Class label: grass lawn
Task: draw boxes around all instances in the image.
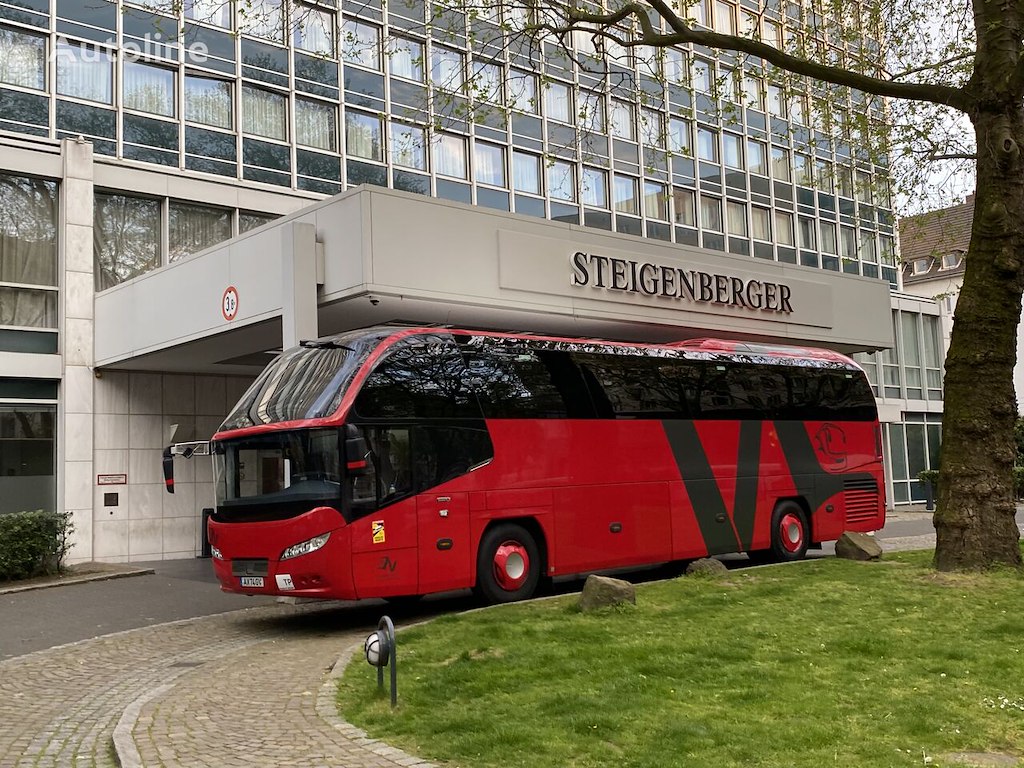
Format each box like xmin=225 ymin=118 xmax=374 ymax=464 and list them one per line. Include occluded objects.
xmin=337 ymin=551 xmax=1024 ymax=767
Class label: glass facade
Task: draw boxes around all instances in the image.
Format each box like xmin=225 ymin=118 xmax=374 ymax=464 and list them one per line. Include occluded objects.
xmin=0 ymin=0 xmax=895 ymax=284
xmin=0 ymin=396 xmax=57 ymax=516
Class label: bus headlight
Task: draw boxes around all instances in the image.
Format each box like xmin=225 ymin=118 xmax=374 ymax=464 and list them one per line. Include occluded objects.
xmin=280 ymin=533 xmax=331 ymax=561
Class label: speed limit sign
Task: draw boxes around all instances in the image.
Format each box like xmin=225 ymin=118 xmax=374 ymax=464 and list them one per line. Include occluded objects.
xmin=221 ymin=286 xmax=239 ymax=321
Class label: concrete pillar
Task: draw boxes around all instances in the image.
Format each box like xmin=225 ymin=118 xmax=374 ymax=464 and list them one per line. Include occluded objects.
xmin=59 ymin=138 xmax=96 ymax=564
xmin=281 ymin=222 xmax=318 ymax=348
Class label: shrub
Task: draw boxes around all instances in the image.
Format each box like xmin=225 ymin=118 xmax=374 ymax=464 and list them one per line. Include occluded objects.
xmin=0 ymin=510 xmax=74 ymax=582
xmin=917 ymin=469 xmax=939 ymax=487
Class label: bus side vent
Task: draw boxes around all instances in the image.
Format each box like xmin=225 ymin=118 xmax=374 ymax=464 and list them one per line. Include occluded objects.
xmin=843 ymin=478 xmax=879 ymax=524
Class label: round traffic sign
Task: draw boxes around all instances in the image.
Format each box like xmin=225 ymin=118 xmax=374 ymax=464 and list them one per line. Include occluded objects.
xmin=222 ymin=286 xmax=239 ymax=321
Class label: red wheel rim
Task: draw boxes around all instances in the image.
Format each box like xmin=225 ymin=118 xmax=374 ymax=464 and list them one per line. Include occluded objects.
xmin=492 ymin=540 xmax=529 ymax=591
xmin=779 ymin=513 xmax=805 ymax=553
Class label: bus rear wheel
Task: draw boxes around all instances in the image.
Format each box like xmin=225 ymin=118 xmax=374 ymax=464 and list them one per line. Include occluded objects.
xmin=770 ymin=502 xmax=810 ymax=562
xmin=476 ymin=523 xmax=541 ymax=604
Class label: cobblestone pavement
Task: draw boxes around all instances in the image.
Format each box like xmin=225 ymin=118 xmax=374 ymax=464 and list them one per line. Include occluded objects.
xmin=0 ymin=602 xmax=434 ymax=768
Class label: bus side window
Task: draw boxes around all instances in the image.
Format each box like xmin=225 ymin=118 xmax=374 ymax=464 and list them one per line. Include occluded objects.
xmin=347 ymin=426 xmax=412 ymax=514
xmin=413 ymin=426 xmax=494 ymax=492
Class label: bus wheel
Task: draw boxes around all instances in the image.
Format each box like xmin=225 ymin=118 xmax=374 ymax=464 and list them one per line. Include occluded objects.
xmin=476 ymin=523 xmax=541 ymax=604
xmin=770 ymin=502 xmax=810 ymax=562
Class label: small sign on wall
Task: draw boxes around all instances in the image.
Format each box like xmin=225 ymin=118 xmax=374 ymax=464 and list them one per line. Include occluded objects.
xmin=97 ymin=474 xmax=127 ymax=486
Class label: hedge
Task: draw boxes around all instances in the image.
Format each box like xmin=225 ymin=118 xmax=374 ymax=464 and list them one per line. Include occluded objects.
xmin=0 ymin=509 xmax=74 ymax=582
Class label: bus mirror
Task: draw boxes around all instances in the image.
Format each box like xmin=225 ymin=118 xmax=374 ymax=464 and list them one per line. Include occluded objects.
xmin=345 ymin=436 xmax=371 ymax=476
xmin=162 ymin=446 xmax=175 ymax=494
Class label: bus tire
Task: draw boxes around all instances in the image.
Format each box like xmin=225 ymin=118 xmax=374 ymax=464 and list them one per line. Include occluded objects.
xmin=476 ymin=523 xmax=541 ymax=604
xmin=770 ymin=501 xmax=810 ymax=562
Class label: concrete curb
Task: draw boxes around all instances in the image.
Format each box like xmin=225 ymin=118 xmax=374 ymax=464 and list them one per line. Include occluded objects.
xmin=113 ymin=683 xmax=175 ymax=768
xmin=0 ymin=568 xmax=155 ymax=595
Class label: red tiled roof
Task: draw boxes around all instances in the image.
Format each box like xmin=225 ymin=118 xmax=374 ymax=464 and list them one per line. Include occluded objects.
xmin=899 ymin=195 xmax=973 ymax=263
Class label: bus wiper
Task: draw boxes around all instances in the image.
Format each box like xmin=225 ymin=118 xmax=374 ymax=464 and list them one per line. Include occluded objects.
xmin=300 ymin=339 xmax=354 ymax=351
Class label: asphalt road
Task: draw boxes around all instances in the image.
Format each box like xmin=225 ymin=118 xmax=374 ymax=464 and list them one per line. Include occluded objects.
xmin=3 ymin=506 xmax=1018 ymax=661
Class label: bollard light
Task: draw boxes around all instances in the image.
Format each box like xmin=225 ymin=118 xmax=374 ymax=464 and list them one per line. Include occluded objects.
xmin=363 ymin=615 xmax=397 ymax=707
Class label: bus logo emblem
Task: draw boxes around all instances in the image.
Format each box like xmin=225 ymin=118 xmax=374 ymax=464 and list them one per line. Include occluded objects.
xmin=372 ymin=520 xmax=386 ymax=544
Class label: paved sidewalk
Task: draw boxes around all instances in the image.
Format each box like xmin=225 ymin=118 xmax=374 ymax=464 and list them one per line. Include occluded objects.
xmin=0 ymin=601 xmax=434 ymax=768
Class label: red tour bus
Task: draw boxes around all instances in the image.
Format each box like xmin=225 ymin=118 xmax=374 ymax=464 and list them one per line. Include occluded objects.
xmin=163 ymin=326 xmax=885 ymax=604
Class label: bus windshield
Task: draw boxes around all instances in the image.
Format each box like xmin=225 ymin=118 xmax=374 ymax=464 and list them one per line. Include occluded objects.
xmin=214 ymin=428 xmax=342 ymax=512
xmin=220 ymin=329 xmax=392 ymax=431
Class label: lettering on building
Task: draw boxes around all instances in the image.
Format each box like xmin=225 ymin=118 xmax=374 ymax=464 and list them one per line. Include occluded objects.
xmin=569 ymin=251 xmax=794 ymax=314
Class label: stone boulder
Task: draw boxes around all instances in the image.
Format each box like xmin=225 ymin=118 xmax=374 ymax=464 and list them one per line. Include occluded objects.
xmin=685 ymin=558 xmax=729 ymax=578
xmin=578 ymin=575 xmax=636 ymax=612
xmin=835 ymin=531 xmax=883 ymax=561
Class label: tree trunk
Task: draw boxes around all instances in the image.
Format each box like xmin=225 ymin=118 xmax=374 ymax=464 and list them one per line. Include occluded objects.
xmin=934 ymin=109 xmax=1024 ymax=570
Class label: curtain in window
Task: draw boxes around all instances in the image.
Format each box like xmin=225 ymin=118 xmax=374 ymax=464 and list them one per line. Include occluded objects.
xmin=185 ymin=76 xmax=232 ymax=128
xmin=294 ymin=6 xmax=334 ymax=54
xmin=388 ymin=38 xmax=423 ymax=80
xmin=0 ymin=28 xmax=44 ymax=90
xmin=185 ymin=0 xmax=232 ymax=27
xmin=0 ymin=287 xmax=56 ymax=327
xmin=582 ymin=168 xmax=607 ymax=208
xmin=93 ymin=194 xmax=161 ymax=290
xmin=0 ymin=175 xmax=56 ymax=287
xmin=431 ymin=48 xmax=463 ymax=89
xmin=243 ymin=86 xmax=287 ymax=140
xmin=513 ymin=151 xmax=540 ymax=194
xmin=474 ymin=143 xmax=505 ymax=187
xmin=345 ymin=112 xmax=382 ymax=160
xmin=433 ymin=135 xmax=466 ymax=178
xmin=508 ymin=71 xmax=536 ymax=112
xmin=169 ymin=203 xmax=231 ymax=262
xmin=239 ymin=0 xmax=284 ymax=41
xmin=341 ymin=20 xmax=380 ymax=68
xmin=56 ymin=43 xmax=112 ymax=103
xmin=391 ymin=124 xmax=426 ymax=169
xmin=124 ymin=61 xmax=174 ymax=116
xmin=614 ymin=176 xmax=638 ymax=215
xmin=296 ymin=99 xmax=337 ymax=151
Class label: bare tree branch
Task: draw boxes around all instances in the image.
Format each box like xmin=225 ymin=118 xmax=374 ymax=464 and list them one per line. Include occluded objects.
xmin=546 ymin=0 xmax=972 ymax=112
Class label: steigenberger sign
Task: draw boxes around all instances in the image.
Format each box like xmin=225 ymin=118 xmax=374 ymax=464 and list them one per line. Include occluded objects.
xmin=570 ymin=251 xmax=794 ymax=314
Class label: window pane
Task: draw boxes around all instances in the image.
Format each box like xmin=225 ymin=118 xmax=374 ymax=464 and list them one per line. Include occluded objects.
xmin=582 ymin=167 xmax=607 ymax=208
xmin=610 ymin=100 xmax=635 ymax=139
xmin=771 ymin=146 xmax=790 ymax=181
xmin=0 ymin=406 xmax=56 ymax=516
xmin=723 ymin=133 xmax=742 ymax=168
xmin=673 ymin=188 xmax=695 ymax=226
xmin=798 ymin=216 xmax=816 ymax=249
xmin=0 ymin=27 xmax=45 ymax=90
xmin=545 ymin=82 xmax=572 ymax=122
xmin=700 ymin=195 xmax=722 ymax=231
xmin=0 ymin=174 xmax=57 ymax=287
xmin=239 ymin=211 xmax=279 ymax=232
xmin=509 ymin=70 xmax=537 ymax=112
xmin=693 ymin=59 xmax=711 ymax=92
xmin=775 ymin=211 xmax=794 ymax=245
xmin=751 ymin=206 xmax=770 ymax=240
xmin=474 ymin=142 xmax=506 ymax=187
xmin=93 ymin=194 xmax=161 ymax=289
xmin=579 ymin=91 xmax=605 ymax=132
xmin=513 ymin=150 xmax=541 ymax=194
xmin=640 ymin=109 xmax=663 ymax=147
xmin=644 ymin=181 xmax=668 ymax=220
xmin=243 ymin=86 xmax=286 ymax=140
xmin=169 ymin=202 xmax=231 ymax=262
xmin=434 ymin=134 xmax=467 ymax=178
xmin=548 ymin=160 xmax=575 ymax=201
xmin=56 ymin=42 xmax=112 ymax=103
xmin=669 ymin=117 xmax=690 ymax=153
xmin=341 ymin=20 xmax=380 ymax=69
xmin=613 ymin=175 xmax=638 ymax=215
xmin=240 ymin=0 xmax=284 ymax=41
xmin=345 ymin=111 xmax=383 ymax=160
xmin=123 ymin=61 xmax=175 ymax=117
xmin=697 ymin=128 xmax=717 ymax=162
xmin=471 ymin=61 xmax=502 ymax=104
xmin=185 ymin=75 xmax=232 ymax=128
xmin=747 ymin=139 xmax=766 ymax=175
xmin=185 ymin=0 xmax=231 ymax=28
xmin=294 ymin=6 xmax=334 ymax=55
xmin=388 ymin=37 xmax=424 ymax=81
xmin=726 ymin=201 xmax=746 ymax=235
xmin=0 ymin=286 xmax=56 ymax=327
xmin=296 ymin=98 xmax=337 ymax=151
xmin=391 ymin=123 xmax=426 ymax=170
xmin=820 ymin=220 xmax=837 ymax=253
xmin=767 ymin=84 xmax=786 ymax=117
xmin=431 ymin=47 xmax=464 ymax=90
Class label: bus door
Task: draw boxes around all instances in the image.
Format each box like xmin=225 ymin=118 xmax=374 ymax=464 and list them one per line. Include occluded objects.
xmin=348 ymin=426 xmax=419 ymax=598
xmin=417 ymin=492 xmax=471 ymax=594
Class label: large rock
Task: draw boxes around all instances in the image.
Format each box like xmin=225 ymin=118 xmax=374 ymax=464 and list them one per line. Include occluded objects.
xmin=578 ymin=575 xmax=636 ymax=612
xmin=835 ymin=531 xmax=883 ymax=561
xmin=685 ymin=558 xmax=729 ymax=577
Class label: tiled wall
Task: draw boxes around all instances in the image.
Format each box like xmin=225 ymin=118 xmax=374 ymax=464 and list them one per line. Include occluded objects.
xmin=72 ymin=371 xmax=253 ymax=563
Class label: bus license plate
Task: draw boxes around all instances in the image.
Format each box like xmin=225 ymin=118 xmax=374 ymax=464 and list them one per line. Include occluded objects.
xmin=239 ymin=576 xmax=264 ymax=588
